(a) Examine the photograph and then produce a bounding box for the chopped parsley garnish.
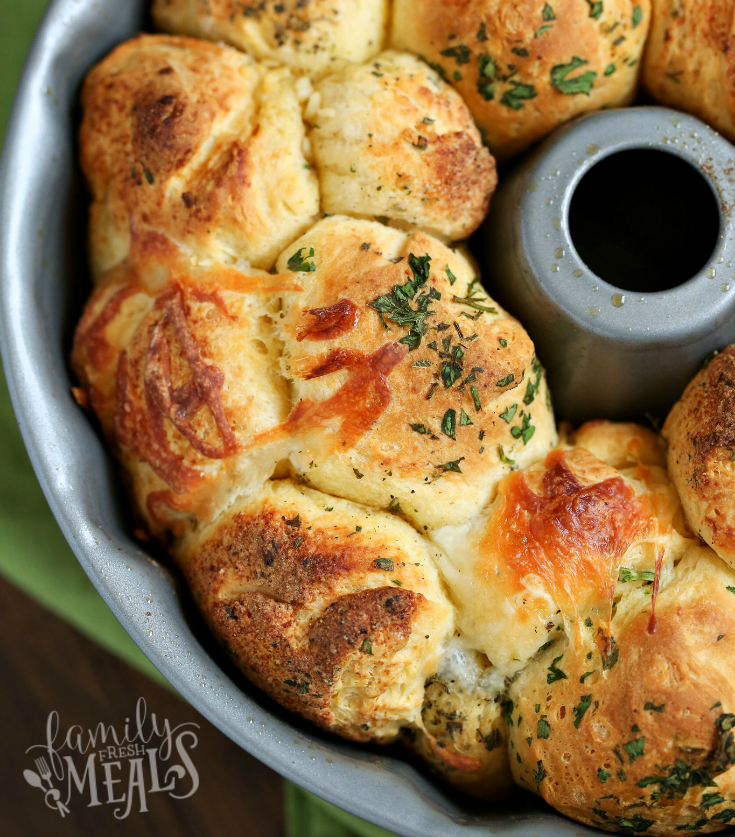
[533,760,547,784]
[617,814,654,833]
[293,536,303,548]
[503,698,514,726]
[287,246,317,272]
[412,359,432,368]
[445,265,458,285]
[702,792,726,811]
[460,410,472,426]
[144,168,154,184]
[361,638,373,655]
[619,567,656,583]
[497,445,516,466]
[551,57,597,95]
[537,718,551,739]
[442,409,457,439]
[477,53,497,100]
[623,737,645,763]
[441,359,463,389]
[284,514,301,527]
[535,25,552,37]
[374,558,394,570]
[598,768,611,783]
[477,22,488,41]
[452,279,497,316]
[511,412,536,445]
[500,404,518,423]
[497,373,515,387]
[524,358,544,404]
[410,423,428,434]
[547,655,568,683]
[727,586,735,594]
[501,82,538,110]
[471,386,482,411]
[580,671,595,683]
[353,468,364,479]
[440,44,471,65]
[586,0,603,18]
[605,63,616,75]
[368,253,438,350]
[632,5,642,27]
[644,702,665,712]
[436,457,465,474]
[574,695,592,728]
[542,3,556,20]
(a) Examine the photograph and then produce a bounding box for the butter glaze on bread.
[390,0,650,160]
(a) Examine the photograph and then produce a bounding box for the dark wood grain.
[0,574,284,837]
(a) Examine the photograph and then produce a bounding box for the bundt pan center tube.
[482,105,735,424]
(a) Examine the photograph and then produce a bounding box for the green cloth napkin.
[0,2,397,834]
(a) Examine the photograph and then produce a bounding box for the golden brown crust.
[663,346,735,570]
[80,34,318,277]
[643,0,735,143]
[508,547,735,834]
[391,0,650,161]
[174,479,455,741]
[431,423,689,679]
[71,251,294,536]
[272,216,557,530]
[152,0,389,76]
[309,51,497,241]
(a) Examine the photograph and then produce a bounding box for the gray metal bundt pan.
[0,1,711,835]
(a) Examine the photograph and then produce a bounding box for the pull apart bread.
[71,16,735,837]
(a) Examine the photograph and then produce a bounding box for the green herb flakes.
[537,718,551,739]
[287,246,317,272]
[497,445,516,466]
[533,760,547,784]
[436,457,465,474]
[598,768,611,783]
[460,410,473,426]
[445,265,458,285]
[497,373,515,387]
[477,53,497,100]
[551,57,597,95]
[547,655,568,684]
[500,404,518,423]
[619,567,656,583]
[574,695,592,728]
[623,737,645,764]
[501,82,538,110]
[542,3,556,20]
[471,385,482,411]
[440,44,471,65]
[632,5,643,27]
[586,0,603,18]
[374,558,394,570]
[442,409,457,439]
[361,639,373,655]
[511,412,536,445]
[410,423,428,434]
[604,63,616,75]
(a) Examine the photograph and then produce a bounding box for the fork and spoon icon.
[23,757,71,817]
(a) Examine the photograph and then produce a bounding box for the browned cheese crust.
[643,0,735,143]
[507,548,735,834]
[391,0,650,161]
[71,240,294,537]
[174,479,454,741]
[274,216,557,530]
[664,346,735,570]
[80,34,319,278]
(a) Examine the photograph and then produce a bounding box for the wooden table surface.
[0,574,285,836]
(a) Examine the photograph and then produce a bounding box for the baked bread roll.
[80,34,318,278]
[307,51,497,241]
[405,641,514,798]
[431,421,687,679]
[663,346,735,571]
[273,215,557,530]
[391,0,650,160]
[173,478,455,741]
[642,0,735,143]
[507,546,735,834]
[71,244,294,537]
[152,0,388,76]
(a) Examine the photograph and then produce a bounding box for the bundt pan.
[0,2,731,837]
